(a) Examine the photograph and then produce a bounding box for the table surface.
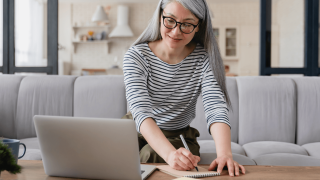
[1,160,320,180]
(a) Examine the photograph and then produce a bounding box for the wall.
[58,0,306,76]
[209,0,260,76]
[59,2,157,75]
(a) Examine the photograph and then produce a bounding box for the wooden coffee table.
[1,160,319,180]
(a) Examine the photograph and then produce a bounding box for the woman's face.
[160,2,200,49]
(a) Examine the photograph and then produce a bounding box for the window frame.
[1,0,58,75]
[260,0,320,76]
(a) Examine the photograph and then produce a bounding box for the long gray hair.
[133,0,232,111]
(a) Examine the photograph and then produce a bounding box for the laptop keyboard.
[141,170,145,174]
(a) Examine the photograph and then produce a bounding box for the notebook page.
[157,165,220,178]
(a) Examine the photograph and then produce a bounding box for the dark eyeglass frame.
[162,14,200,34]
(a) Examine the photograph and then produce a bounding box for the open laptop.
[33,115,157,180]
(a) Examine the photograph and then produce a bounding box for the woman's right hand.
[166,147,201,171]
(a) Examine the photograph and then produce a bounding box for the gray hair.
[133,0,232,111]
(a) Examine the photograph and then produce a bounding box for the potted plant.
[0,141,22,177]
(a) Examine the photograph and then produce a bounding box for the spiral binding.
[184,172,220,178]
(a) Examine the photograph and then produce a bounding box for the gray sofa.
[1,75,320,166]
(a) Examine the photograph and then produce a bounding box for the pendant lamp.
[91,5,109,23]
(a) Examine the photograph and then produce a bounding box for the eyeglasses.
[162,14,200,34]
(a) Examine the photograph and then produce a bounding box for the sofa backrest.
[0,75,25,139]
[73,76,127,119]
[237,77,297,145]
[15,76,77,139]
[1,75,319,146]
[190,77,239,143]
[293,77,320,145]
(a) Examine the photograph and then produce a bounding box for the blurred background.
[0,0,319,76]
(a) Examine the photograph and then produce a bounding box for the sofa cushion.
[0,75,25,139]
[293,77,320,145]
[19,137,40,149]
[18,137,41,160]
[243,141,308,159]
[199,153,256,165]
[302,142,320,158]
[19,149,42,160]
[236,77,296,145]
[15,76,77,139]
[191,77,239,143]
[74,75,127,119]
[253,153,320,166]
[198,140,246,156]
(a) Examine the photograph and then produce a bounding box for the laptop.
[33,115,157,180]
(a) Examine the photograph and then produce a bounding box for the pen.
[179,134,199,172]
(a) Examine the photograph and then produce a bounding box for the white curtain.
[0,1,3,67]
[15,0,46,67]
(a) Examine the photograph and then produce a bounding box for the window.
[213,28,219,44]
[226,28,236,56]
[0,0,3,71]
[260,0,319,76]
[270,0,304,68]
[15,0,47,67]
[1,0,58,75]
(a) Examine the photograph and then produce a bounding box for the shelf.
[72,24,111,54]
[223,58,238,61]
[72,40,110,53]
[72,25,110,40]
[72,40,109,44]
[73,25,110,29]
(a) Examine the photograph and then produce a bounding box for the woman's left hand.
[208,154,246,177]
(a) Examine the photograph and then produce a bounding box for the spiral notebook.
[157,165,220,178]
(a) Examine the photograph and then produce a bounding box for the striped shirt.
[123,42,230,134]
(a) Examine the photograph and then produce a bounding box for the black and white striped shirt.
[123,42,230,134]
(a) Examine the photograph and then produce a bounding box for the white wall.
[59,2,157,74]
[58,0,308,76]
[210,0,260,76]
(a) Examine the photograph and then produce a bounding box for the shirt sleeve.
[201,56,231,135]
[123,46,155,133]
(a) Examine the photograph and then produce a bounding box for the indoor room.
[1,0,320,179]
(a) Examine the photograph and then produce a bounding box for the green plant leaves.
[0,141,22,174]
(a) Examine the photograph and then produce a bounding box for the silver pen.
[179,134,199,172]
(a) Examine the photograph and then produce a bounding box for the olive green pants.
[122,112,200,163]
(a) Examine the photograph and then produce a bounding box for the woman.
[123,0,246,177]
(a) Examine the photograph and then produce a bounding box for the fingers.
[239,164,246,174]
[217,160,226,174]
[179,148,198,167]
[231,162,246,176]
[208,157,246,177]
[169,148,195,171]
[195,156,201,167]
[174,158,191,171]
[168,151,191,171]
[234,162,239,176]
[208,159,218,171]
[227,162,246,176]
[177,153,194,170]
[227,159,235,176]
